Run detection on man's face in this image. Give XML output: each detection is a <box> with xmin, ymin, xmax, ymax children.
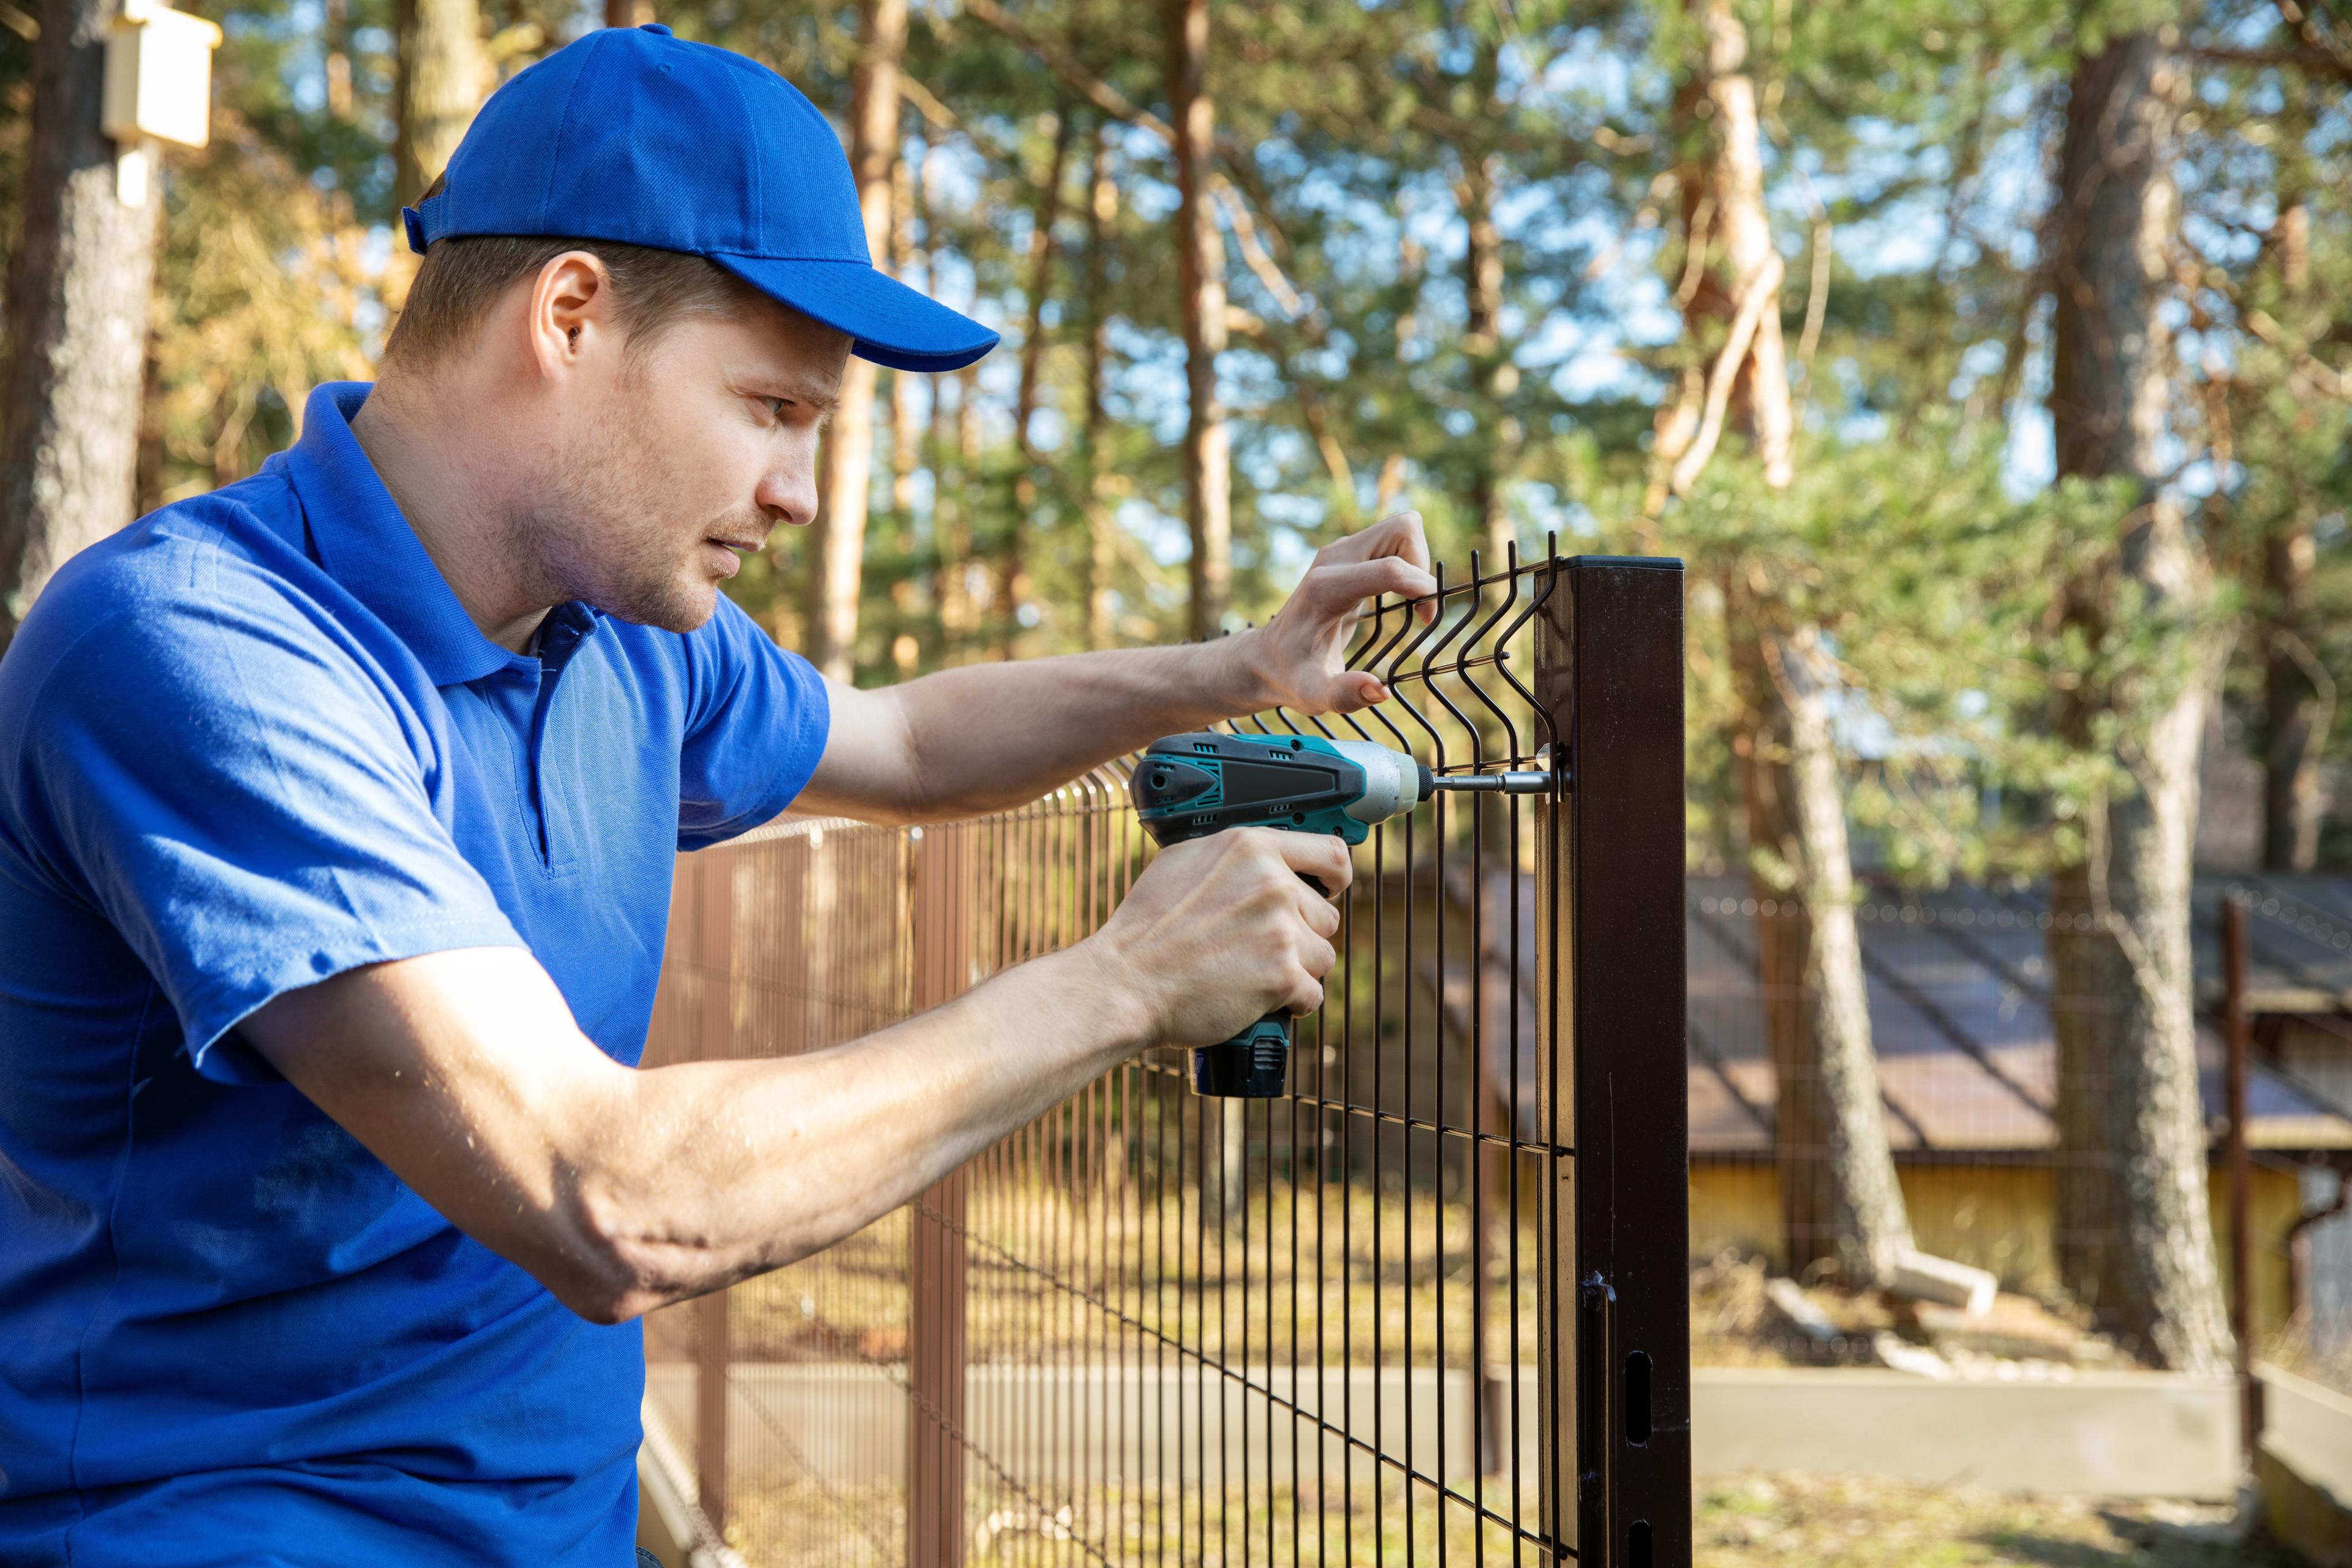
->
<box><xmin>528</xmin><ymin>301</ymin><xmax>850</xmax><ymax>633</ymax></box>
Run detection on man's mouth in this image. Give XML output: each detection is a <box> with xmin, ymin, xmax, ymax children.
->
<box><xmin>706</xmin><ymin>538</ymin><xmax>761</xmax><ymax>577</ymax></box>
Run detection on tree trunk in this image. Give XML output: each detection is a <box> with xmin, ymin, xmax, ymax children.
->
<box><xmin>1456</xmin><ymin>37</ymin><xmax>1512</xmax><ymax>570</ymax></box>
<box><xmin>2045</xmin><ymin>31</ymin><xmax>2234</xmax><ymax>1376</ymax></box>
<box><xmin>890</xmin><ymin>136</ymin><xmax>922</xmax><ymax>524</ymax></box>
<box><xmin>1169</xmin><ymin>0</ymin><xmax>1236</xmax><ymax>1188</ymax></box>
<box><xmin>1777</xmin><ymin>628</ymin><xmax>1915</xmax><ymax>1284</ymax></box>
<box><xmin>2262</xmin><ymin>522</ymin><xmax>2327</xmax><ymax>870</ymax></box>
<box><xmin>1694</xmin><ymin>0</ymin><xmax>1905</xmax><ymax>1284</ymax></box>
<box><xmin>2261</xmin><ymin>196</ymin><xmax>2327</xmax><ymax>872</ymax></box>
<box><xmin>1726</xmin><ymin>590</ymin><xmax>1828</xmax><ymax>1270</ymax></box>
<box><xmin>998</xmin><ymin>108</ymin><xmax>1072</xmax><ymax>658</ymax></box>
<box><xmin>1456</xmin><ymin>168</ymin><xmax>1512</xmax><ymax>566</ymax></box>
<box><xmin>935</xmin><ymin>364</ymin><xmax>979</xmax><ymax>653</ymax></box>
<box><xmin>1080</xmin><ymin>122</ymin><xmax>1118</xmax><ymax>652</ymax></box>
<box><xmin>603</xmin><ymin>0</ymin><xmax>648</xmax><ymax>30</ymax></box>
<box><xmin>804</xmin><ymin>0</ymin><xmax>905</xmax><ymax>682</ymax></box>
<box><xmin>886</xmin><ymin>132</ymin><xmax>922</xmax><ymax>677</ymax></box>
<box><xmin>326</xmin><ymin>0</ymin><xmax>355</xmax><ymax>116</ymax></box>
<box><xmin>1164</xmin><ymin>0</ymin><xmax>1229</xmax><ymax>641</ymax></box>
<box><xmin>1454</xmin><ymin>105</ymin><xmax>1523</xmax><ymax>872</ymax></box>
<box><xmin>1701</xmin><ymin>0</ymin><xmax>1792</xmax><ymax>488</ymax></box>
<box><xmin>394</xmin><ymin>0</ymin><xmax>486</xmax><ymax>208</ymax></box>
<box><xmin>0</xmin><ymin>0</ymin><xmax>165</xmax><ymax>652</ymax></box>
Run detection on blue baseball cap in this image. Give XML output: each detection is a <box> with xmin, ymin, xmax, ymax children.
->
<box><xmin>401</xmin><ymin>24</ymin><xmax>997</xmax><ymax>374</ymax></box>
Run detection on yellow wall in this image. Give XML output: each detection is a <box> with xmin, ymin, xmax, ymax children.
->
<box><xmin>1691</xmin><ymin>1158</ymin><xmax>2305</xmax><ymax>1339</ymax></box>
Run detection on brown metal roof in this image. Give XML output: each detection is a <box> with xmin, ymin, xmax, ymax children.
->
<box><xmin>1679</xmin><ymin>873</ymin><xmax>2352</xmax><ymax>1156</ymax></box>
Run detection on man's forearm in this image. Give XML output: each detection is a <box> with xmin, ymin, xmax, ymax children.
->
<box><xmin>576</xmin><ymin>944</ymin><xmax>1152</xmax><ymax>1317</ymax></box>
<box><xmin>880</xmin><ymin>633</ymin><xmax>1274</xmax><ymax>820</ymax></box>
<box><xmin>801</xmin><ymin>516</ymin><xmax>1435</xmax><ymax>825</ymax></box>
<box><xmin>249</xmin><ymin>815</ymin><xmax>1341</xmax><ymax>1327</ymax></box>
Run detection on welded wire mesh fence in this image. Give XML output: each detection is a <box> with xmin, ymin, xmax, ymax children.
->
<box><xmin>639</xmin><ymin>548</ymin><xmax>1691</xmax><ymax>1566</ymax></box>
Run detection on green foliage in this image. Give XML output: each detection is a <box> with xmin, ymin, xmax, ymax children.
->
<box><xmin>1678</xmin><ymin>429</ymin><xmax>2131</xmax><ymax>883</ymax></box>
<box><xmin>4</xmin><ymin>0</ymin><xmax>2349</xmax><ymax>869</ymax></box>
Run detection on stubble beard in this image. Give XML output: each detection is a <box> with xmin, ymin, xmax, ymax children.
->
<box><xmin>522</xmin><ymin>418</ymin><xmax>756</xmax><ymax>636</ymax></box>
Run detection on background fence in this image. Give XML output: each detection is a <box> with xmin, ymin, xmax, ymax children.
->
<box><xmin>1684</xmin><ymin>873</ymin><xmax>2352</xmax><ymax>1389</ymax></box>
<box><xmin>639</xmin><ymin>549</ymin><xmax>1691</xmax><ymax>1566</ymax></box>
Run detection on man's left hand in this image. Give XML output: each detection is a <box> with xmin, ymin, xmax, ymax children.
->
<box><xmin>1240</xmin><ymin>511</ymin><xmax>1440</xmax><ymax>715</ymax></box>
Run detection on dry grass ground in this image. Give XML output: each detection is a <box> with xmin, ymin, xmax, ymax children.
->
<box><xmin>1697</xmin><ymin>1475</ymin><xmax>2304</xmax><ymax>1568</ymax></box>
<box><xmin>720</xmin><ymin>1471</ymin><xmax>2310</xmax><ymax>1566</ymax></box>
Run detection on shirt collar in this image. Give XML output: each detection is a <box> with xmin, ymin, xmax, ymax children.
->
<box><xmin>285</xmin><ymin>382</ymin><xmax>599</xmax><ymax>686</ymax></box>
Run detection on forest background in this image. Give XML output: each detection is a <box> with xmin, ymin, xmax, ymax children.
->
<box><xmin>4</xmin><ymin>0</ymin><xmax>2350</xmax><ymax>1379</ymax></box>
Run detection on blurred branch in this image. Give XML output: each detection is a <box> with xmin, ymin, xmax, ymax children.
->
<box><xmin>2243</xmin><ymin>307</ymin><xmax>2352</xmax><ymax>398</ymax></box>
<box><xmin>959</xmin><ymin>0</ymin><xmax>1174</xmax><ymax>142</ymax></box>
<box><xmin>2272</xmin><ymin>1</ymin><xmax>2352</xmax><ymax>78</ymax></box>
<box><xmin>899</xmin><ymin>74</ymin><xmax>957</xmax><ymax>131</ymax></box>
<box><xmin>2190</xmin><ymin>42</ymin><xmax>2352</xmax><ymax>81</ymax></box>
<box><xmin>1795</xmin><ymin>219</ymin><xmax>1831</xmax><ymax>390</ymax></box>
<box><xmin>1210</xmin><ymin>178</ymin><xmax>1303</xmax><ymax>318</ymax></box>
<box><xmin>485</xmin><ymin>21</ymin><xmax>543</xmax><ymax>66</ymax></box>
<box><xmin>1584</xmin><ymin>170</ymin><xmax>1673</xmax><ymax>281</ymax></box>
<box><xmin>1672</xmin><ymin>253</ymin><xmax>1786</xmax><ymax>496</ymax></box>
<box><xmin>1226</xmin><ymin>300</ymin><xmax>1356</xmax><ymax>527</ymax></box>
<box><xmin>0</xmin><ymin>1</ymin><xmax>36</xmax><ymax>40</ymax></box>
<box><xmin>1673</xmin><ymin>195</ymin><xmax>1716</xmax><ymax>308</ymax></box>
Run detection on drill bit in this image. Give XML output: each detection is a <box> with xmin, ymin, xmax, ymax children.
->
<box><xmin>1427</xmin><ymin>769</ymin><xmax>1550</xmax><ymax>794</ymax></box>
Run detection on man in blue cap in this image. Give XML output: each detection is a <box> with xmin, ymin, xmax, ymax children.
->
<box><xmin>0</xmin><ymin>23</ymin><xmax>1438</xmax><ymax>1567</ymax></box>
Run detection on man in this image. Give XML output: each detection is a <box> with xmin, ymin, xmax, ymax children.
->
<box><xmin>0</xmin><ymin>23</ymin><xmax>1435</xmax><ymax>1568</ymax></box>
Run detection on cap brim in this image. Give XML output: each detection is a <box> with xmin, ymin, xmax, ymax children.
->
<box><xmin>711</xmin><ymin>255</ymin><xmax>998</xmax><ymax>373</ymax></box>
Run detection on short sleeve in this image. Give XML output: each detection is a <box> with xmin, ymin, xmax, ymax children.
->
<box><xmin>18</xmin><ymin>592</ymin><xmax>526</xmax><ymax>1085</ymax></box>
<box><xmin>676</xmin><ymin>594</ymin><xmax>832</xmax><ymax>849</ymax></box>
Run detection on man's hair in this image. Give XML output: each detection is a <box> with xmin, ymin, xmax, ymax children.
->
<box><xmin>383</xmin><ymin>179</ymin><xmax>772</xmax><ymax>369</ymax></box>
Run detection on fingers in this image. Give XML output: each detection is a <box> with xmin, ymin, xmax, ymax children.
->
<box><xmin>1256</xmin><ymin>827</ymin><xmax>1354</xmax><ymax>894</ymax></box>
<box><xmin>1318</xmin><ymin>510</ymin><xmax>1431</xmax><ymax>573</ymax></box>
<box><xmin>1114</xmin><ymin>828</ymin><xmax>1352</xmax><ymax>1043</ymax></box>
<box><xmin>1299</xmin><ymin>556</ymin><xmax>1439</xmax><ymax>614</ymax></box>
<box><xmin>1281</xmin><ymin>924</ymin><xmax>1335</xmax><ymax>1017</ymax></box>
<box><xmin>1284</xmin><ymin>969</ymin><xmax>1327</xmax><ymax>1019</ymax></box>
<box><xmin>1309</xmin><ymin>516</ymin><xmax>1438</xmax><ymax>628</ymax></box>
<box><xmin>1246</xmin><ymin>830</ymin><xmax>1346</xmax><ymax>1018</ymax></box>
<box><xmin>1330</xmin><ymin>669</ymin><xmax>1391</xmax><ymax>713</ymax></box>
<box><xmin>1291</xmin><ymin>876</ymin><xmax>1343</xmax><ymax>938</ymax></box>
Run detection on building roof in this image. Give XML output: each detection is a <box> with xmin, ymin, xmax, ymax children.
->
<box><xmin>1682</xmin><ymin>873</ymin><xmax>2352</xmax><ymax>1158</ymax></box>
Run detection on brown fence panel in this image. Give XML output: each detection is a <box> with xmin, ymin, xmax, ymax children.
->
<box><xmin>643</xmin><ymin>544</ymin><xmax>1692</xmax><ymax>1565</ymax></box>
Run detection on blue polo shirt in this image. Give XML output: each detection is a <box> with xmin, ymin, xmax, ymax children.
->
<box><xmin>0</xmin><ymin>383</ymin><xmax>829</xmax><ymax>1566</ymax></box>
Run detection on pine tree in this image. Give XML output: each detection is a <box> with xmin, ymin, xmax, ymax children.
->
<box><xmin>804</xmin><ymin>0</ymin><xmax>905</xmax><ymax>682</ymax></box>
<box><xmin>2044</xmin><ymin>25</ymin><xmax>2234</xmax><ymax>1376</ymax></box>
<box><xmin>0</xmin><ymin>0</ymin><xmax>166</xmax><ymax>649</ymax></box>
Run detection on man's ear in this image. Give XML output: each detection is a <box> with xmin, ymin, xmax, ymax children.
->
<box><xmin>527</xmin><ymin>251</ymin><xmax>617</xmax><ymax>382</ymax></box>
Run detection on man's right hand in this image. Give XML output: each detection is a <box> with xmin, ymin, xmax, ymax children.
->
<box><xmin>1085</xmin><ymin>827</ymin><xmax>1350</xmax><ymax>1047</ymax></box>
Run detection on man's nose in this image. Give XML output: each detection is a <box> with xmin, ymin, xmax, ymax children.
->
<box><xmin>755</xmin><ymin>462</ymin><xmax>818</xmax><ymax>528</ymax></box>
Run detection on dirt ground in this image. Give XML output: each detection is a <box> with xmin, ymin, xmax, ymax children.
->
<box><xmin>720</xmin><ymin>1471</ymin><xmax>2310</xmax><ymax>1566</ymax></box>
<box><xmin>1697</xmin><ymin>1474</ymin><xmax>2307</xmax><ymax>1567</ymax></box>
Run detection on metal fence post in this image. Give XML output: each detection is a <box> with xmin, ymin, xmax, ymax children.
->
<box><xmin>692</xmin><ymin>852</ymin><xmax>733</xmax><ymax>1536</ymax></box>
<box><xmin>695</xmin><ymin>1292</ymin><xmax>730</xmax><ymax>1536</ymax></box>
<box><xmin>1539</xmin><ymin>555</ymin><xmax>1692</xmax><ymax>1567</ymax></box>
<box><xmin>909</xmin><ymin>823</ymin><xmax>974</xmax><ymax>1567</ymax></box>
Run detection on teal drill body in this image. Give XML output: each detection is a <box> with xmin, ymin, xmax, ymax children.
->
<box><xmin>1130</xmin><ymin>731</ymin><xmax>1549</xmax><ymax>1097</ymax></box>
<box><xmin>1131</xmin><ymin>733</ymin><xmax>1394</xmax><ymax>1096</ymax></box>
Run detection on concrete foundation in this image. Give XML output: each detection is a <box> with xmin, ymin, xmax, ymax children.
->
<box><xmin>646</xmin><ymin>1360</ymin><xmax>2248</xmax><ymax>1503</ymax></box>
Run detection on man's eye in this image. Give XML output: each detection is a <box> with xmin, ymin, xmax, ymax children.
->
<box><xmin>764</xmin><ymin>397</ymin><xmax>793</xmax><ymax>421</ymax></box>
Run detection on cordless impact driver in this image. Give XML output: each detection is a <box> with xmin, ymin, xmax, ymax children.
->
<box><xmin>1129</xmin><ymin>731</ymin><xmax>1547</xmax><ymax>1098</ymax></box>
